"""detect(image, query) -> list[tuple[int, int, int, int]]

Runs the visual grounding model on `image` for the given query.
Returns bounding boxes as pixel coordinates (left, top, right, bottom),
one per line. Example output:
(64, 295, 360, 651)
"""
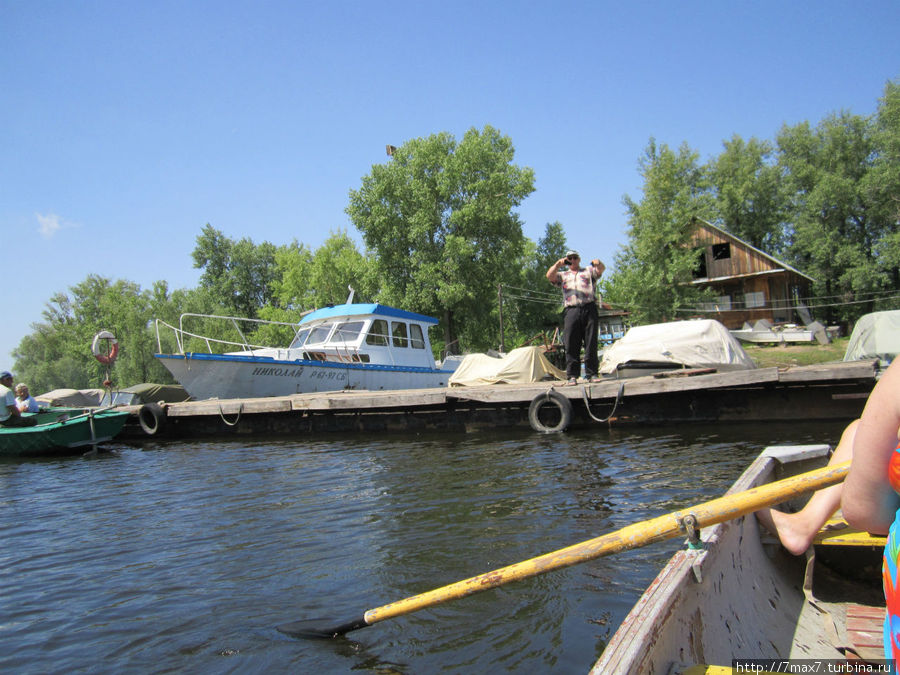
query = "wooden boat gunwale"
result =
(591, 444, 887, 673)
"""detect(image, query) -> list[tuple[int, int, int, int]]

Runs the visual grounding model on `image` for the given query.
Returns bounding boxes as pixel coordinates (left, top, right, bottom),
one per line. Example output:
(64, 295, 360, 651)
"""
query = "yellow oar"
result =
(278, 459, 850, 639)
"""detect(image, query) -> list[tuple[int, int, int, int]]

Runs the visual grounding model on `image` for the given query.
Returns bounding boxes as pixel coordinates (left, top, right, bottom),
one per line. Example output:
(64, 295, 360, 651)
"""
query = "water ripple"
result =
(0, 420, 845, 673)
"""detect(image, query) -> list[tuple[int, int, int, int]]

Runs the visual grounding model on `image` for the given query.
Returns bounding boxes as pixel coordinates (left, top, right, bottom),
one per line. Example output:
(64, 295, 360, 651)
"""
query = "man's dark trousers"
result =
(563, 301, 599, 380)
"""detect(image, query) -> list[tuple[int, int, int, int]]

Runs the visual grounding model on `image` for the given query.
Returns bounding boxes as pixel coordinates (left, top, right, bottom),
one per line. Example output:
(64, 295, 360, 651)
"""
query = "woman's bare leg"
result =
(756, 419, 858, 555)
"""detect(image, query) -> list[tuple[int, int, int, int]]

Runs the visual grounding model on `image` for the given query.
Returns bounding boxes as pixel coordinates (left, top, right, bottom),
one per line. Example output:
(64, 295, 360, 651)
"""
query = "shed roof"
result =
(693, 218, 816, 283)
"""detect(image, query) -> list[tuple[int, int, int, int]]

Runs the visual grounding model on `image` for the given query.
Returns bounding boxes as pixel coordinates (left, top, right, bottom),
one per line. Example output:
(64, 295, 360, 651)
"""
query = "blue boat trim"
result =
(154, 353, 457, 374)
(299, 303, 439, 326)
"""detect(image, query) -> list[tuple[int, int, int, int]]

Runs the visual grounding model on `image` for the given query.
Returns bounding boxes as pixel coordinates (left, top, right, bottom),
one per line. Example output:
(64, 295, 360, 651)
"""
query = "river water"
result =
(0, 419, 848, 674)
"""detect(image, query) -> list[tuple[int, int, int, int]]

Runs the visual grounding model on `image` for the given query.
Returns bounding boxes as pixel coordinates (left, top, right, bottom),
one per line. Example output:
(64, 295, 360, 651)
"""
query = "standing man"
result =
(546, 250, 606, 384)
(0, 371, 35, 426)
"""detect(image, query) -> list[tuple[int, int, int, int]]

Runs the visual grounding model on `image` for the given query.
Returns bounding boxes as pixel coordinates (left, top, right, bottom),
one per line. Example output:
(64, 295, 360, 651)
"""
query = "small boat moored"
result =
(154, 299, 460, 400)
(0, 408, 132, 458)
(592, 444, 888, 673)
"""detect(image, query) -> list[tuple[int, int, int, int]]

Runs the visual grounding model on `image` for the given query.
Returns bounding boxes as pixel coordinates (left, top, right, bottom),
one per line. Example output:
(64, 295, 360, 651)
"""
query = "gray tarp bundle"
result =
(843, 310, 900, 364)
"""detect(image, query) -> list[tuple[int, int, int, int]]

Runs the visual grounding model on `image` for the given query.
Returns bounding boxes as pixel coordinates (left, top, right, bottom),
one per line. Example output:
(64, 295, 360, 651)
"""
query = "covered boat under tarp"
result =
(448, 346, 565, 386)
(599, 319, 757, 377)
(34, 388, 105, 407)
(99, 383, 191, 406)
(843, 309, 900, 364)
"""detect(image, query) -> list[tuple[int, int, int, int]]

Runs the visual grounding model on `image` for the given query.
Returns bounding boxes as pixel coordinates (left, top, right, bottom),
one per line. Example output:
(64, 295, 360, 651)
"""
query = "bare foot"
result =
(755, 508, 814, 556)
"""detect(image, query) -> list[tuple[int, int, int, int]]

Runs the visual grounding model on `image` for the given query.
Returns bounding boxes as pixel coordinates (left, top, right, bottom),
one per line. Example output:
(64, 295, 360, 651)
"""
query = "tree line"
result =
(608, 79, 900, 326)
(12, 80, 900, 394)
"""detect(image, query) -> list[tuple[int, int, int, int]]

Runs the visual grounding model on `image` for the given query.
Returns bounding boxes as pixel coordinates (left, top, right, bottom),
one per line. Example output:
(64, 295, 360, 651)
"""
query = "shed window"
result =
(745, 292, 765, 308)
(712, 243, 731, 260)
(692, 248, 708, 279)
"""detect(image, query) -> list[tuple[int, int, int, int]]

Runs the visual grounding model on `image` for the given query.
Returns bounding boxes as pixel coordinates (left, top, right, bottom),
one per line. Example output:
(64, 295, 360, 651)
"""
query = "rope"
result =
(580, 382, 625, 423)
(218, 403, 244, 427)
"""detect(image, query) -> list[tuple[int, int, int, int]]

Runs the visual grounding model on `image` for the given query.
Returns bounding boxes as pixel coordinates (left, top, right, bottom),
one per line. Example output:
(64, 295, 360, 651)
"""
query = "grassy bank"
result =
(742, 337, 850, 368)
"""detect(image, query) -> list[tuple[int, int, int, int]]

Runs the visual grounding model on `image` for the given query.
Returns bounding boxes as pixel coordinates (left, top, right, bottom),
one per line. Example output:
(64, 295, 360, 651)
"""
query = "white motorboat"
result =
(154, 302, 458, 400)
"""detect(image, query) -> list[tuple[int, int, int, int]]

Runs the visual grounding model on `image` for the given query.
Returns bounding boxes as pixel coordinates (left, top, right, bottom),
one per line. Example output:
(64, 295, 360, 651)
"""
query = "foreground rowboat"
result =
(0, 408, 131, 458)
(592, 444, 888, 672)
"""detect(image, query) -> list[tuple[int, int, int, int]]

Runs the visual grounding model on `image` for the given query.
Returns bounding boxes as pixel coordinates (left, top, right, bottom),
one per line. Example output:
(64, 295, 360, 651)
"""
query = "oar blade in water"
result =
(278, 461, 850, 640)
(277, 616, 368, 639)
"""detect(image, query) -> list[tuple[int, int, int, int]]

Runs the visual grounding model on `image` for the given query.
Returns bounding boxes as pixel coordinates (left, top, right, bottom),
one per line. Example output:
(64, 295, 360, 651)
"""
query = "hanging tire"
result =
(528, 390, 573, 433)
(138, 403, 166, 436)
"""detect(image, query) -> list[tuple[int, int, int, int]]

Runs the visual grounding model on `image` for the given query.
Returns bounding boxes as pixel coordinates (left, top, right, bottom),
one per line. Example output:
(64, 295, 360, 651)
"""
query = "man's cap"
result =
(0, 371, 12, 380)
(565, 250, 580, 259)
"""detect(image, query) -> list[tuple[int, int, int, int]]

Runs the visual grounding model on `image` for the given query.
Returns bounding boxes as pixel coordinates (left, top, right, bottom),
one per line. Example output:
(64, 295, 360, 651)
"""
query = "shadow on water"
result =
(0, 419, 849, 673)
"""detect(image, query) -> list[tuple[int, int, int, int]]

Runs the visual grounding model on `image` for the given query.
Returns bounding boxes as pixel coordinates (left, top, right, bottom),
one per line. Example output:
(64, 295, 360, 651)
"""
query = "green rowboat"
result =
(0, 408, 131, 458)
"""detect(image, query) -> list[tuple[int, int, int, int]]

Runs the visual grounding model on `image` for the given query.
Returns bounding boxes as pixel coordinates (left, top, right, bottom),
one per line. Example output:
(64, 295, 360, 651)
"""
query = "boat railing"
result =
(155, 312, 427, 368)
(154, 313, 304, 355)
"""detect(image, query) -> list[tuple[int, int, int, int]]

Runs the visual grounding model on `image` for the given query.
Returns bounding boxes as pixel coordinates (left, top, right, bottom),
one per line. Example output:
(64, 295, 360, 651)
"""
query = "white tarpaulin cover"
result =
(599, 319, 757, 375)
(843, 310, 900, 363)
(448, 346, 566, 386)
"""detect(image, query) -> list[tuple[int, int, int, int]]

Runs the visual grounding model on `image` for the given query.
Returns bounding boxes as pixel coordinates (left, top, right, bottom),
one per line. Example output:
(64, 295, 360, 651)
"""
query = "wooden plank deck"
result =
(121, 360, 878, 439)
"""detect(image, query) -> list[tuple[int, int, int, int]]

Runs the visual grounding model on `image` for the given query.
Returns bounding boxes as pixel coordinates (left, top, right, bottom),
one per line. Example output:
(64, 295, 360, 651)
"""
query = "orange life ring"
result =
(92, 331, 119, 365)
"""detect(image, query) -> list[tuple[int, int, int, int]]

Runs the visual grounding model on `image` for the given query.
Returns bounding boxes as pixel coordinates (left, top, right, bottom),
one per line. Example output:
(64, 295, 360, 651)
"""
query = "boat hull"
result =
(155, 353, 455, 400)
(0, 408, 131, 458)
(592, 444, 885, 673)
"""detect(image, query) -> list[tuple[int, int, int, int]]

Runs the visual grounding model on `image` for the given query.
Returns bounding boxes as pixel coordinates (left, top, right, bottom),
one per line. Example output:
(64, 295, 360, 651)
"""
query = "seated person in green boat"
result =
(15, 383, 39, 413)
(0, 371, 36, 427)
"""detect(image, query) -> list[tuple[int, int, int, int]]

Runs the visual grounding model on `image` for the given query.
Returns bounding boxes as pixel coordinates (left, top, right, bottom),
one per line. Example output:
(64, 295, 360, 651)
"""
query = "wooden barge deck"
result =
(120, 360, 879, 440)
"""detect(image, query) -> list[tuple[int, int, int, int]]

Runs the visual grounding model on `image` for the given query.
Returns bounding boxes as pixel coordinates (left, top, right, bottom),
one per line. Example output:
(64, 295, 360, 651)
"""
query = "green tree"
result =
(865, 79, 900, 291)
(498, 221, 570, 348)
(256, 231, 378, 348)
(272, 240, 315, 311)
(707, 135, 788, 254)
(13, 275, 174, 392)
(192, 224, 279, 318)
(605, 139, 715, 324)
(777, 111, 885, 323)
(346, 125, 535, 352)
(306, 231, 378, 307)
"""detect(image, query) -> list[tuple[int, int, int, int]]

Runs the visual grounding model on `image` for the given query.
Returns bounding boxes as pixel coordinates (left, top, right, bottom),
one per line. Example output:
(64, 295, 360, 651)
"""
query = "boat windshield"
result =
(329, 321, 365, 344)
(289, 327, 312, 349)
(304, 323, 335, 346)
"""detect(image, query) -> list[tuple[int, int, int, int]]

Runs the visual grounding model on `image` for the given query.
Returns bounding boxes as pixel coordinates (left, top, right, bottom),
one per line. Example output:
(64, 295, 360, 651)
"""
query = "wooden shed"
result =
(689, 218, 815, 329)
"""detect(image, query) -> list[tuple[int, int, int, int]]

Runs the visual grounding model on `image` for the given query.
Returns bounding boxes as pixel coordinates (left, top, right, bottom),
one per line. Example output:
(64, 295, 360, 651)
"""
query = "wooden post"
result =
(498, 284, 505, 353)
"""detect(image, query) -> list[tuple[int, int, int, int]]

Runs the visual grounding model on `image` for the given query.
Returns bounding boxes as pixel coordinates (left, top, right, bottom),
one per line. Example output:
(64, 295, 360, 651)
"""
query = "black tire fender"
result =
(138, 403, 167, 436)
(528, 390, 573, 433)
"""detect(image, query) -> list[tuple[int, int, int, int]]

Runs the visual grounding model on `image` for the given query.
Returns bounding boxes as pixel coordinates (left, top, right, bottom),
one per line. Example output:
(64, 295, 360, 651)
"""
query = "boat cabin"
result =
(272, 303, 439, 369)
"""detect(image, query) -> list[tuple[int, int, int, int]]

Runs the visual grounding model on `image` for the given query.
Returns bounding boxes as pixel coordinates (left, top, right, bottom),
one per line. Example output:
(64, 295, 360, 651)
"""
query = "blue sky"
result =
(2, 1, 898, 371)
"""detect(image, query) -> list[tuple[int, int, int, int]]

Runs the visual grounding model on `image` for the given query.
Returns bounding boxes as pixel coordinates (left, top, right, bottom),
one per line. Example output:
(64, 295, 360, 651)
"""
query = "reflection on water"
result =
(0, 420, 847, 673)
